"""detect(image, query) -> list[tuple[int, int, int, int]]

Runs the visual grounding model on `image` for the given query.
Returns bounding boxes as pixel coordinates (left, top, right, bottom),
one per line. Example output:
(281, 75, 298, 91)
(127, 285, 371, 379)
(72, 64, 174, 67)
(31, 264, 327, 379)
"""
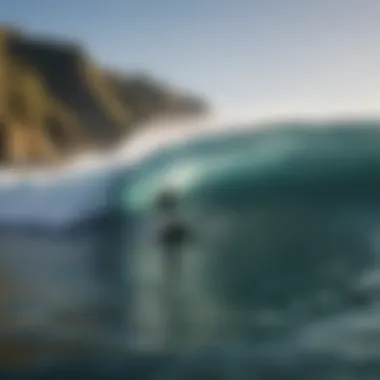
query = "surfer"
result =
(154, 189, 192, 350)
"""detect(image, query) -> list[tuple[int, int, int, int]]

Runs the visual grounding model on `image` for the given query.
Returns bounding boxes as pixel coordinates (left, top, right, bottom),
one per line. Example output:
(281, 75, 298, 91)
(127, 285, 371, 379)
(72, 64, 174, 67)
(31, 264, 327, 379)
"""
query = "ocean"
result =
(0, 202, 380, 378)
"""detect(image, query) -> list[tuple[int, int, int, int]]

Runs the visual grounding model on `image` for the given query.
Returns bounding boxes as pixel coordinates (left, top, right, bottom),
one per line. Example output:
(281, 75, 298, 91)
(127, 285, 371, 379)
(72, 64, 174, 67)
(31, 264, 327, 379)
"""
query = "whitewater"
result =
(0, 119, 243, 228)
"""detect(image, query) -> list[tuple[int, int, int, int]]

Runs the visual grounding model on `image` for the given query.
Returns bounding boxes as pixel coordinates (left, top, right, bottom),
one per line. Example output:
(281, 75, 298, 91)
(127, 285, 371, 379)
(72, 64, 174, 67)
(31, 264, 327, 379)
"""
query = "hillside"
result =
(0, 27, 208, 166)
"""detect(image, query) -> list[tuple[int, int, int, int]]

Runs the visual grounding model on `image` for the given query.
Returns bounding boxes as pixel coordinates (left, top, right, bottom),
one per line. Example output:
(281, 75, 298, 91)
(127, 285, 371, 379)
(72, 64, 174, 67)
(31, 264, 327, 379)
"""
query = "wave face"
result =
(0, 122, 256, 228)
(0, 121, 379, 228)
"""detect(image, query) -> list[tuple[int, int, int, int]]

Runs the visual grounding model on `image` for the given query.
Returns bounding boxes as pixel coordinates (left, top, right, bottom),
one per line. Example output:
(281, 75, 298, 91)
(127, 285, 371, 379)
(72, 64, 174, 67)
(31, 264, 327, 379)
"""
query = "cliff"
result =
(0, 27, 208, 166)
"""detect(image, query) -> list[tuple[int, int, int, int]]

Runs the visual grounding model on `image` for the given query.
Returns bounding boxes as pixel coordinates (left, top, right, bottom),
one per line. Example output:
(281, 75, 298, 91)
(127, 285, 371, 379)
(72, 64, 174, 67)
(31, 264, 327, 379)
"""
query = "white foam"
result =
(0, 120, 243, 227)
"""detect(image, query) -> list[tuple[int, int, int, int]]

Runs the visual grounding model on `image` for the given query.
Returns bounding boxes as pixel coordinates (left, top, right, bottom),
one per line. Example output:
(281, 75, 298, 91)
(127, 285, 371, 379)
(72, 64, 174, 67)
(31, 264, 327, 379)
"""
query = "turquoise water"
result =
(1, 198, 380, 377)
(125, 124, 380, 213)
(3, 123, 380, 376)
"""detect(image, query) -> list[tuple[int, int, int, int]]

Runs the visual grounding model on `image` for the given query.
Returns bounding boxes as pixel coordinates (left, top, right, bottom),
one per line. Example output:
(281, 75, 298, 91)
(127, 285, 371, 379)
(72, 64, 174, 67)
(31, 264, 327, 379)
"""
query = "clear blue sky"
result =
(2, 0, 380, 123)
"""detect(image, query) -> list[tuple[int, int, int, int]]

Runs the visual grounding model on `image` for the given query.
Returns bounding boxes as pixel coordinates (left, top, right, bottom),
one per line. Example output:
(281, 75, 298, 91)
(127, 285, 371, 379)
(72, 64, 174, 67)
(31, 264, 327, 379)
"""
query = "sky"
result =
(2, 0, 380, 124)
